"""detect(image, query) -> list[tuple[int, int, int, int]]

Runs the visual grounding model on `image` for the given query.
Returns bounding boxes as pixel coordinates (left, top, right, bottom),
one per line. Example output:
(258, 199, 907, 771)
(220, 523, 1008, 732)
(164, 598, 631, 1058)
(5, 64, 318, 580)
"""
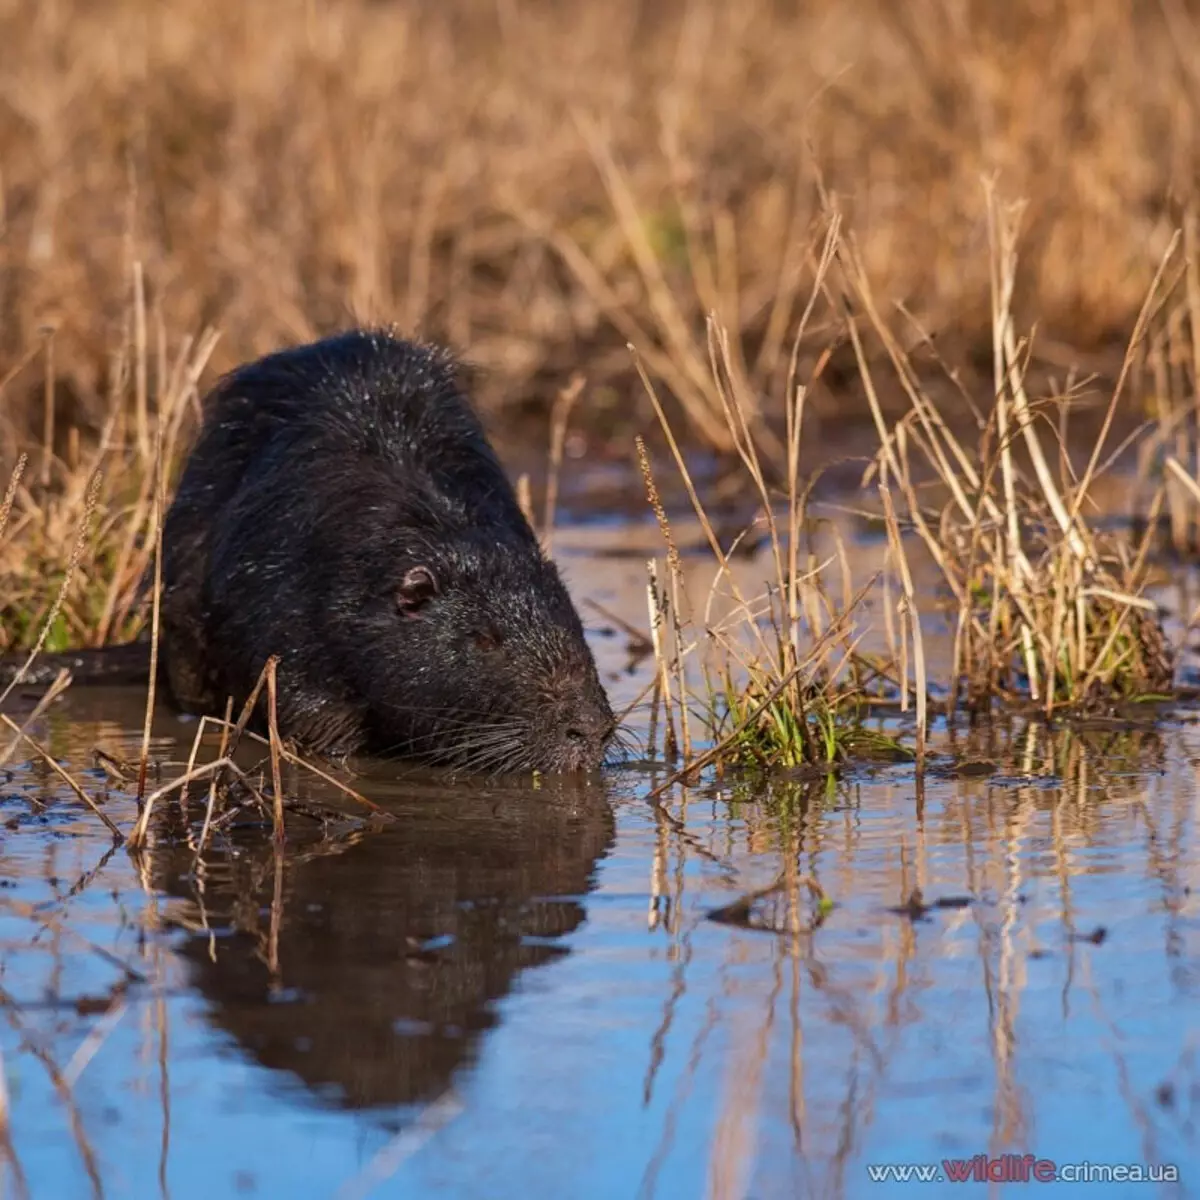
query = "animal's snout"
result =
(556, 700, 614, 771)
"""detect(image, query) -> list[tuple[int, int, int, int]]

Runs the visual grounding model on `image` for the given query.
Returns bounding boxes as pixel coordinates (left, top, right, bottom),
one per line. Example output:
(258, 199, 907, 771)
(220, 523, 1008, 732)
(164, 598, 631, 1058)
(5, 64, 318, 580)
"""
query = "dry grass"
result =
(2, 0, 1198, 452)
(636, 200, 1193, 779)
(844, 193, 1178, 715)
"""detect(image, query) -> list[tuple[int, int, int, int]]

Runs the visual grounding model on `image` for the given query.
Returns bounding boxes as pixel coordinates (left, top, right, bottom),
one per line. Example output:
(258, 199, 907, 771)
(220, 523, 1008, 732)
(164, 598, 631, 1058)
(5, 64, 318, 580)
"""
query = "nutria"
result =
(156, 330, 614, 773)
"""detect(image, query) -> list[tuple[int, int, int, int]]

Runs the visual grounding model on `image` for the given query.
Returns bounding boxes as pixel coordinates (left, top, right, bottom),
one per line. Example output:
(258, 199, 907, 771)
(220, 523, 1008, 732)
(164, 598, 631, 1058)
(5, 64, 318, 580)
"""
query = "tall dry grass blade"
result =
(136, 428, 167, 805)
(635, 435, 692, 759)
(632, 351, 773, 663)
(645, 560, 678, 762)
(265, 656, 287, 844)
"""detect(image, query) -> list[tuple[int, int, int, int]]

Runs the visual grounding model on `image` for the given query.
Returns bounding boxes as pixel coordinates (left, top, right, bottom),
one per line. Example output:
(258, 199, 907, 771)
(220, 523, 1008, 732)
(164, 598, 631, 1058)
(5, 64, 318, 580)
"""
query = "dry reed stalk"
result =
(265, 656, 287, 843)
(985, 186, 1094, 570)
(177, 712, 213, 820)
(135, 427, 167, 805)
(636, 435, 693, 758)
(644, 560, 678, 762)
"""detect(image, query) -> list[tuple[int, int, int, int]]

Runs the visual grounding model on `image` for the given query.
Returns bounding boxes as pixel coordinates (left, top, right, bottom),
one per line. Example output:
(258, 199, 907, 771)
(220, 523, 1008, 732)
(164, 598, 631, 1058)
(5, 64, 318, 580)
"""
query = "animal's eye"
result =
(473, 625, 504, 651)
(396, 565, 438, 617)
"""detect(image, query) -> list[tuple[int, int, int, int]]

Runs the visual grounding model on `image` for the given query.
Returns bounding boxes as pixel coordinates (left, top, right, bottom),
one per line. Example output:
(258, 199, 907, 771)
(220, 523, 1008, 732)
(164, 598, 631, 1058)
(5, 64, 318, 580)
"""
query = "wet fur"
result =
(161, 330, 614, 772)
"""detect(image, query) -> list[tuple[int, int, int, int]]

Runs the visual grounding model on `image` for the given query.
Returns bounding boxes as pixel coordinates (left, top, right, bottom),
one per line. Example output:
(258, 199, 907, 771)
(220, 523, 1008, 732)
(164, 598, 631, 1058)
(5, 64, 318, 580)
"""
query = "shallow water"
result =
(2, 516, 1200, 1198)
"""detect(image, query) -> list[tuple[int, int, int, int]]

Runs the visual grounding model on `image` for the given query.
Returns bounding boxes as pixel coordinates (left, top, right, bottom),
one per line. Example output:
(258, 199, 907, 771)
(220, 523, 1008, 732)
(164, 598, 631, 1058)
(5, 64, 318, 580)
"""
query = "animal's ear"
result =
(396, 565, 438, 617)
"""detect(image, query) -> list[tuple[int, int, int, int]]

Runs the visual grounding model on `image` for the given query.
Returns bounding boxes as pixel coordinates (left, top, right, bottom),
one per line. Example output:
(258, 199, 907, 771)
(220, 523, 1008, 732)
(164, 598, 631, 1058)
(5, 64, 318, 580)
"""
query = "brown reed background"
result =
(1, 0, 1196, 449)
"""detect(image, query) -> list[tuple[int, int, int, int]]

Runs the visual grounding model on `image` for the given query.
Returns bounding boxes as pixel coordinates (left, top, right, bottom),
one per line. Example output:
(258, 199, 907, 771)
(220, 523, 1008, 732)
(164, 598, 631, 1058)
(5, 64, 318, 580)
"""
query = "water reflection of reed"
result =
(0, 699, 1195, 1195)
(634, 717, 1193, 1197)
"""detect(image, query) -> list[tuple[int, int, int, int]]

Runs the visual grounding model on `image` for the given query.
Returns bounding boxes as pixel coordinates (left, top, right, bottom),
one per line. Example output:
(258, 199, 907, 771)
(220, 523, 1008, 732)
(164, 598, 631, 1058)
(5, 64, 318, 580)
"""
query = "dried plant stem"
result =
(645, 561, 678, 761)
(265, 657, 287, 843)
(136, 429, 167, 805)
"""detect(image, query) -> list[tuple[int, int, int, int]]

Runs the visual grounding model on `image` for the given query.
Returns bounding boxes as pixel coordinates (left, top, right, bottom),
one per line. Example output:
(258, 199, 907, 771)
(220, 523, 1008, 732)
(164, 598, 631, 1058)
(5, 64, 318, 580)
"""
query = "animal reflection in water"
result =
(153, 776, 615, 1110)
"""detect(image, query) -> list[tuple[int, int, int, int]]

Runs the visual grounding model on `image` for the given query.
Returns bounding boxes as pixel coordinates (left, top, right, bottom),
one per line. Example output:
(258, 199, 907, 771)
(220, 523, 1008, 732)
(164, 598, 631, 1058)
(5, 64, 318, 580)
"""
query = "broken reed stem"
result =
(136, 428, 167, 806)
(134, 756, 279, 851)
(131, 657, 277, 849)
(0, 715, 123, 840)
(265, 656, 286, 843)
(0, 469, 103, 709)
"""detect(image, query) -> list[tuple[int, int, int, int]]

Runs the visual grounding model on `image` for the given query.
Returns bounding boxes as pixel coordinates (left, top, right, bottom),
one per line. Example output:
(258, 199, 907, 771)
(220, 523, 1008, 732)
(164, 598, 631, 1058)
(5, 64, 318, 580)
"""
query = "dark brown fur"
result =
(159, 330, 614, 772)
